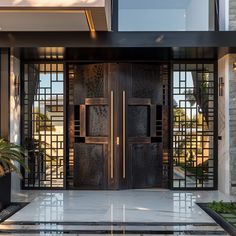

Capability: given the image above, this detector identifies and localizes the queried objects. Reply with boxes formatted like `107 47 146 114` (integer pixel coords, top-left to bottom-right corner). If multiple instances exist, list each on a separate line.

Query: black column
0 48 10 140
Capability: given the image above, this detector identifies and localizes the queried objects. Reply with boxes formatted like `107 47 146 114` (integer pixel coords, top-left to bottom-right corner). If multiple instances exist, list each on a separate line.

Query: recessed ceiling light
155 34 164 44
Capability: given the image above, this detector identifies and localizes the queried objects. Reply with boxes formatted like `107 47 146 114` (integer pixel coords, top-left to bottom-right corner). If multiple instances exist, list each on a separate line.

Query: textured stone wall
229 0 236 30
228 55 236 194
218 54 236 195
218 56 230 194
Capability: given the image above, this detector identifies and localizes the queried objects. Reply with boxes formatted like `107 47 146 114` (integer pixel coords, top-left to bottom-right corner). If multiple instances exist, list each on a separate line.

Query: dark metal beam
0 31 236 48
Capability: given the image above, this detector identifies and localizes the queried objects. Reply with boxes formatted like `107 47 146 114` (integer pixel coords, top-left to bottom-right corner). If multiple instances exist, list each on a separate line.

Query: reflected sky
173 71 196 117
119 0 210 31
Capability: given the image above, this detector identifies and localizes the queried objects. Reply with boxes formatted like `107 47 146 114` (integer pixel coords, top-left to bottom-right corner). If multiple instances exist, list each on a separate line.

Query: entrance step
0 221 229 235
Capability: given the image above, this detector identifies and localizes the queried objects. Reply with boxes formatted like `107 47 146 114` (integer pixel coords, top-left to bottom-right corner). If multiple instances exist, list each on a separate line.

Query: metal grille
23 63 65 188
172 63 216 189
67 64 75 188
160 64 169 187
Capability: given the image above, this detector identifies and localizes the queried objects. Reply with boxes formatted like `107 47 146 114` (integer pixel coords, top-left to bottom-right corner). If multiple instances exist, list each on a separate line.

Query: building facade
0 0 234 194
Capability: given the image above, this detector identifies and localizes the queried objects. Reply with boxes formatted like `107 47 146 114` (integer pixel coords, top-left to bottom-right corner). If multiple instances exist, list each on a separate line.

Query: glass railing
119 0 215 31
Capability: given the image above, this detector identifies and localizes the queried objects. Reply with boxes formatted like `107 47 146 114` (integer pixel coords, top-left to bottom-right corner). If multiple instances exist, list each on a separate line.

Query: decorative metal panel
86 105 108 137
71 64 108 189
23 63 64 188
172 63 216 189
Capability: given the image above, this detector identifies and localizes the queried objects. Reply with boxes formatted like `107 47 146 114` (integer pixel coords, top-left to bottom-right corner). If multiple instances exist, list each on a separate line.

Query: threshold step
0 221 229 235
1 221 220 226
0 223 225 232
0 234 230 236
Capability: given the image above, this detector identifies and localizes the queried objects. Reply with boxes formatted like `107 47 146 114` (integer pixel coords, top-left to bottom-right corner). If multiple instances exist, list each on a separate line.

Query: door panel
74 144 107 188
73 64 109 189
127 105 150 137
130 143 161 188
71 63 168 189
121 64 164 189
86 105 109 137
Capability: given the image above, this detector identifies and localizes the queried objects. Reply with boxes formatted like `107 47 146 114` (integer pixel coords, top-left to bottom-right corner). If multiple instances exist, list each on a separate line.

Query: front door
71 63 168 189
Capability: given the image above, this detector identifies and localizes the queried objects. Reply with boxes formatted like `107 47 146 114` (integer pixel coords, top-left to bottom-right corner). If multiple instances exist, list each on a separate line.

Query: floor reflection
0 190 233 235
9 190 236 223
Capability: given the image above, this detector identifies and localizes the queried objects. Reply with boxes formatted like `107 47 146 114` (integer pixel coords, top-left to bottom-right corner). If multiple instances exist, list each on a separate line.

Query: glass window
119 0 214 31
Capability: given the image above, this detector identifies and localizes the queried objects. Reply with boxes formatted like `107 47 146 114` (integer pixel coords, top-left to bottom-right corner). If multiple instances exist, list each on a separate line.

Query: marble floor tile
0 189 232 235
7 190 236 224
0 190 231 235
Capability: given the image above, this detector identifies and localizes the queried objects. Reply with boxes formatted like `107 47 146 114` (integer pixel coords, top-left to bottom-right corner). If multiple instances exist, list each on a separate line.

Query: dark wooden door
118 64 164 188
72 63 166 189
73 64 110 189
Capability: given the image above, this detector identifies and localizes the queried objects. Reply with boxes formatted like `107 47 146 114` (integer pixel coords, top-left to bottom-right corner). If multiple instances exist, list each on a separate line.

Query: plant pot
0 173 11 212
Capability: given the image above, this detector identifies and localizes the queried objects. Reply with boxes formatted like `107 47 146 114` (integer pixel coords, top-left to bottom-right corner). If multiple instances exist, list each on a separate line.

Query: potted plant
0 139 29 211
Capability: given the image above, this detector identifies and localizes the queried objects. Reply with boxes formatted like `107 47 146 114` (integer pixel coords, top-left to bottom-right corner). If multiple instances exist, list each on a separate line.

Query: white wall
10 55 21 196
186 0 209 31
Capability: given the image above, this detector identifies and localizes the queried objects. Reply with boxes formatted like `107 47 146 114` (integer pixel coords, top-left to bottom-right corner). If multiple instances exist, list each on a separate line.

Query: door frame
65 62 171 190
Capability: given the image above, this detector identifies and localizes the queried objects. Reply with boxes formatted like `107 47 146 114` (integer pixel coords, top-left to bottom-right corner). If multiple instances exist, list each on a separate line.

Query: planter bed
198 202 236 236
0 203 28 223
0 174 11 212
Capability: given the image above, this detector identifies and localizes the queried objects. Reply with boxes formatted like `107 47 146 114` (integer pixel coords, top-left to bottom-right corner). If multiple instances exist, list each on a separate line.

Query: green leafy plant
0 139 29 178
208 201 236 214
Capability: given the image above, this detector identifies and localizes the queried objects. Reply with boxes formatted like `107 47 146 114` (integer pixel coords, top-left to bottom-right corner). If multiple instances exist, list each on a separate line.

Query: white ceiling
0 11 90 31
0 0 105 7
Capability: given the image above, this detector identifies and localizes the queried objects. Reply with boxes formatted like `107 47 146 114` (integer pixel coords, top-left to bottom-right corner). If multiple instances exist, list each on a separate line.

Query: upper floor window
119 0 215 31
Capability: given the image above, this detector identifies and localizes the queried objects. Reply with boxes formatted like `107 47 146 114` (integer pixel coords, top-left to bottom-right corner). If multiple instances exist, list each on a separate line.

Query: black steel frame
170 60 218 190
20 58 218 190
21 62 66 189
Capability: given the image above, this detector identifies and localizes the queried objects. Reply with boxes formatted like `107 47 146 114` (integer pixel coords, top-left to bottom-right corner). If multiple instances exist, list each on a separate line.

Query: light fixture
155 34 165 44
14 75 20 96
85 10 95 32
219 77 224 97
233 62 236 71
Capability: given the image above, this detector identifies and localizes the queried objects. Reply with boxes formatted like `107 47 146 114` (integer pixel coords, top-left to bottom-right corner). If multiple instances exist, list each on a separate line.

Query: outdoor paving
0 189 234 235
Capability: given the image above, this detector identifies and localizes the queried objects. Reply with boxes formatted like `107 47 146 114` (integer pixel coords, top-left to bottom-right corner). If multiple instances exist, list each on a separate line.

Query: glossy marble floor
0 190 234 235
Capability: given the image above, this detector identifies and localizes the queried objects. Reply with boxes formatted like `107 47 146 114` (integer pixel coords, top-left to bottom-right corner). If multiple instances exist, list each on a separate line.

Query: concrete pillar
0 48 22 195
229 0 236 30
10 50 21 195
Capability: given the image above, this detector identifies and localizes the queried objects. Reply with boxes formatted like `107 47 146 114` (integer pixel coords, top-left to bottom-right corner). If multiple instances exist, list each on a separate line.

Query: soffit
0 0 105 7
0 0 110 31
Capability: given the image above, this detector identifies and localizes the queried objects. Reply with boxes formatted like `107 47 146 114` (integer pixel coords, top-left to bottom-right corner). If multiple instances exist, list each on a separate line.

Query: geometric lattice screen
172 63 216 189
23 63 64 188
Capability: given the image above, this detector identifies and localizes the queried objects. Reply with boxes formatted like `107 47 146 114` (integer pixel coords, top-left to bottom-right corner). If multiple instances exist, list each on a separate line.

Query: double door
73 63 165 189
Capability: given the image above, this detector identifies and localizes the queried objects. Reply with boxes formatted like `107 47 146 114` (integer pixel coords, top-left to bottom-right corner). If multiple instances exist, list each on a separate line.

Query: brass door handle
116 137 120 145
122 90 126 179
110 90 114 179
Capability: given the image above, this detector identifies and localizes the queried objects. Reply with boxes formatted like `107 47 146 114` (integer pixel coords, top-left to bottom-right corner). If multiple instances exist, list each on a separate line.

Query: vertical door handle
110 90 114 179
122 91 126 179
